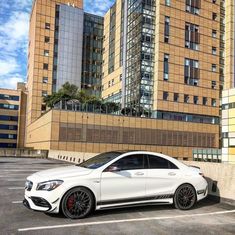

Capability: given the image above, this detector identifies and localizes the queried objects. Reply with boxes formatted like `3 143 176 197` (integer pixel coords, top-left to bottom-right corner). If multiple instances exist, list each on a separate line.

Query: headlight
36 180 63 191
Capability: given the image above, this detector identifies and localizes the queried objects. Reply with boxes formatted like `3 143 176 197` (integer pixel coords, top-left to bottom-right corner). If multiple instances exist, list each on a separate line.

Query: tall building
27 0 104 126
25 0 221 161
0 83 27 148
102 0 221 126
224 0 234 89
221 0 235 164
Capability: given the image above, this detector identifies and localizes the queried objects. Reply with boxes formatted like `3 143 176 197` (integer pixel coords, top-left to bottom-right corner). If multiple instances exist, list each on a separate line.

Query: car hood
28 165 93 182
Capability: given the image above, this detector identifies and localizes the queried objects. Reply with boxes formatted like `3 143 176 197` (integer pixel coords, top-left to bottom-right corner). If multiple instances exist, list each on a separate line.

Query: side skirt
98 201 172 211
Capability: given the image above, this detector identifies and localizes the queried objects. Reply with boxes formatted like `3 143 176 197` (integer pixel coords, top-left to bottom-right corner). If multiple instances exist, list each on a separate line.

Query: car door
146 154 180 197
100 154 147 204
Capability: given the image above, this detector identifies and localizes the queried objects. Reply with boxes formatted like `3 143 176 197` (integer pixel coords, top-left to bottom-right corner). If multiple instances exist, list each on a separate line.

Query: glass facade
0 104 19 110
108 3 116 74
53 4 84 91
0 143 17 148
125 0 155 111
0 94 19 101
0 115 18 121
82 13 104 96
0 125 18 130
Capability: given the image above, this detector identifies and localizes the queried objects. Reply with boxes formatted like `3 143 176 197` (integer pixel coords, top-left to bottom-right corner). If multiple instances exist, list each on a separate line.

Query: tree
43 82 120 115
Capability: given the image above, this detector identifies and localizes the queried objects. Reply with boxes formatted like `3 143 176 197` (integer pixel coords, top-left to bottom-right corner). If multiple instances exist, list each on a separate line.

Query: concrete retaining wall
48 150 97 164
185 161 235 203
0 149 48 158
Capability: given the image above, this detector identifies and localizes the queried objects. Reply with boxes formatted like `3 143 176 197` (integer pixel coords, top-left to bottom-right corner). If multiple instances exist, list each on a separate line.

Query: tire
61 187 94 219
174 184 196 210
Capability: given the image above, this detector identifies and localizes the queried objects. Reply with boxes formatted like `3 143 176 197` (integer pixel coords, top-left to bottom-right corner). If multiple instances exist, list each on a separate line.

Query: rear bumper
197 184 208 201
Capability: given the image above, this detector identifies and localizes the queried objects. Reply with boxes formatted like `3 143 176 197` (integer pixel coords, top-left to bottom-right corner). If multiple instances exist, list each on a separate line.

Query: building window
43 63 48 70
212 30 217 38
194 96 199 104
212 0 216 3
186 0 200 15
164 16 170 43
112 79 114 86
120 74 122 81
211 99 216 107
142 72 151 80
174 93 179 102
212 47 216 55
8 134 14 139
44 50 49 57
42 91 48 97
212 13 217 20
44 36 50 43
185 23 199 50
108 81 111 88
45 23 50 29
203 97 207 105
184 94 189 103
212 64 216 72
212 81 216 89
43 77 48 84
164 54 169 80
141 53 151 61
163 91 169 101
184 58 199 86
41 104 46 111
9 125 17 130
165 0 170 6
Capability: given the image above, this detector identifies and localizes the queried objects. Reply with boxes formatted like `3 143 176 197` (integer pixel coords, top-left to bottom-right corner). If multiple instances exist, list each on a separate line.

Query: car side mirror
104 165 121 172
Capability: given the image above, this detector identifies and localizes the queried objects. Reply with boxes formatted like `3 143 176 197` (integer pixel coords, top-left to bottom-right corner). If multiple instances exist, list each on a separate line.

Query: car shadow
45 197 220 220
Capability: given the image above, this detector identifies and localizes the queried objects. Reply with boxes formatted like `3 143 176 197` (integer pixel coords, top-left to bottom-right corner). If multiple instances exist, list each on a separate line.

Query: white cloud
0 57 18 76
0 11 29 55
0 74 24 89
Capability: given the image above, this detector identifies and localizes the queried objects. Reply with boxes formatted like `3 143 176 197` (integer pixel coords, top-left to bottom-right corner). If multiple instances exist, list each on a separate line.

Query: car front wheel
174 184 196 210
61 187 94 219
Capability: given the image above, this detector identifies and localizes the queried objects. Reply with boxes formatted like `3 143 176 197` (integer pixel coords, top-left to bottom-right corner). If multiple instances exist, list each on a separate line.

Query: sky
0 0 114 89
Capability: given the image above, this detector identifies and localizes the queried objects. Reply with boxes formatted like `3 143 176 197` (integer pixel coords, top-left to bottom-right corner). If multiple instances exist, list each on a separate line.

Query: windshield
77 152 123 169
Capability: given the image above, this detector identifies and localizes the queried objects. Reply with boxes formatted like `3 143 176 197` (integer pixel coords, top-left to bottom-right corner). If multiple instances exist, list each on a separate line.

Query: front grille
31 197 51 209
25 180 33 191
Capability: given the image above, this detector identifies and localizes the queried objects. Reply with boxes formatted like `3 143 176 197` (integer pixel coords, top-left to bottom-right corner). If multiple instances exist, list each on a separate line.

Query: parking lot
0 157 234 235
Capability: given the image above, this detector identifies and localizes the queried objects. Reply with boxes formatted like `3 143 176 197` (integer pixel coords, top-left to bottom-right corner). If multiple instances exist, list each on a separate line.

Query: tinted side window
148 155 178 169
112 154 144 171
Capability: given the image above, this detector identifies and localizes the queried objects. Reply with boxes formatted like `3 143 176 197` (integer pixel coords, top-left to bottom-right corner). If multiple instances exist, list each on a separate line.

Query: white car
23 151 208 219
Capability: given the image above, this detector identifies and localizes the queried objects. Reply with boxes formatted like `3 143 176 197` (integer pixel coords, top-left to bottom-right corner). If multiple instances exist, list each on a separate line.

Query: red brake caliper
67 195 75 210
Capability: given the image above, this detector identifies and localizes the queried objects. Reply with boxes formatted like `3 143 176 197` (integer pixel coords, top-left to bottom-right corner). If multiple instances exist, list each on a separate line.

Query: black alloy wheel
61 187 94 219
174 184 196 210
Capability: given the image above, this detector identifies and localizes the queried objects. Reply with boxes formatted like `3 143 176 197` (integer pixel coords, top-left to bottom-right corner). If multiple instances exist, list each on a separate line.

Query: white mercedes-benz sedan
23 151 208 219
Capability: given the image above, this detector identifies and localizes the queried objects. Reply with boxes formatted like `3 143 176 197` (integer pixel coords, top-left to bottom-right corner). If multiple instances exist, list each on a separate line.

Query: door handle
135 172 144 176
168 172 176 176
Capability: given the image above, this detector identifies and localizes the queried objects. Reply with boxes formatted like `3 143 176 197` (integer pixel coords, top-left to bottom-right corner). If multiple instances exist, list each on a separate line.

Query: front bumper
23 189 62 213
23 195 55 212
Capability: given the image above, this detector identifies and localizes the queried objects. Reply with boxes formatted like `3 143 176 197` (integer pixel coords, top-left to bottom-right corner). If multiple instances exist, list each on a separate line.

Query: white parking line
18 209 235 232
12 201 22 204
8 187 24 190
2 170 43 172
7 179 26 181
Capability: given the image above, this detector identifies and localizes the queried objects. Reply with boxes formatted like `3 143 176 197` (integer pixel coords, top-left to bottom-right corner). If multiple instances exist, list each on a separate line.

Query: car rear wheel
61 187 94 219
174 184 196 210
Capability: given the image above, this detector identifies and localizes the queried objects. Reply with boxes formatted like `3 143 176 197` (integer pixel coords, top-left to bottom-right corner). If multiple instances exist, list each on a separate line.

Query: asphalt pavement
0 157 234 235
